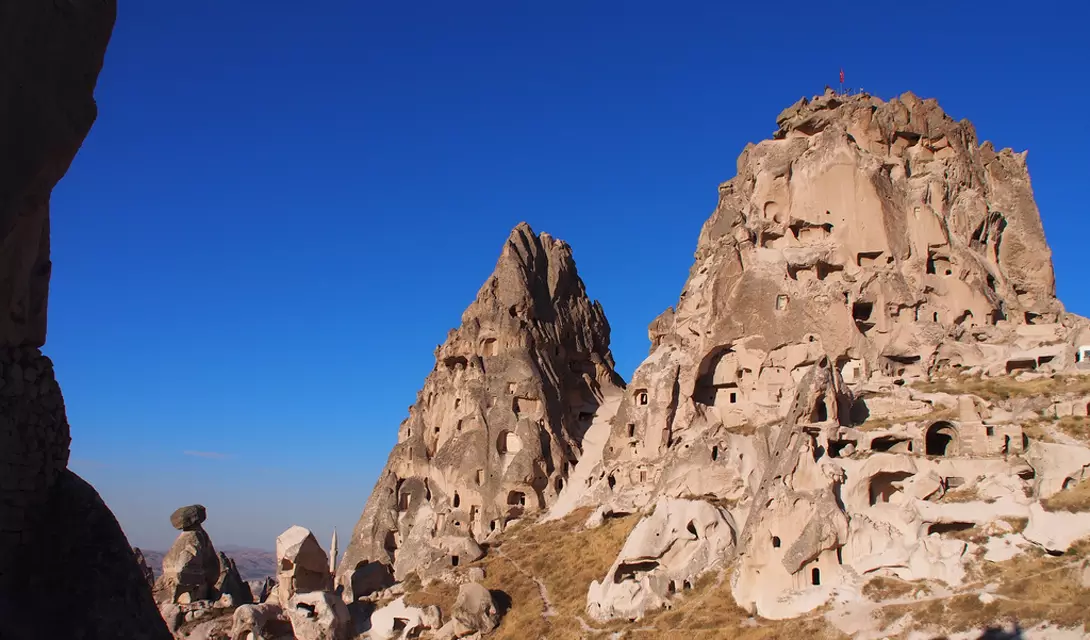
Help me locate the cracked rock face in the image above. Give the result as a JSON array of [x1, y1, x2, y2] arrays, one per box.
[[339, 223, 624, 585]]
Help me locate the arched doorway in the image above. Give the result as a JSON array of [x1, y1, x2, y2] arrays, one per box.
[[925, 421, 958, 456]]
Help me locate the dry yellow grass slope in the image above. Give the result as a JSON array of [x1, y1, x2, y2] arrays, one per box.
[[404, 508, 847, 639], [912, 373, 1090, 401]]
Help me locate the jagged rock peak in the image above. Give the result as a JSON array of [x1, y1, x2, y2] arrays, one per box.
[[339, 223, 624, 585]]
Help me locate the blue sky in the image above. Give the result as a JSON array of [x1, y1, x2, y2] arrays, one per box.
[[52, 0, 1089, 551]]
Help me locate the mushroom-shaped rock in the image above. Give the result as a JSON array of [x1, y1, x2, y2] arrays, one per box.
[[276, 525, 333, 605], [451, 582, 501, 636], [170, 504, 207, 531], [587, 498, 737, 621], [154, 514, 220, 604], [286, 591, 351, 640]]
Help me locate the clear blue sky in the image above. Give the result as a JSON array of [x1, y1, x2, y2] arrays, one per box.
[[52, 0, 1089, 551]]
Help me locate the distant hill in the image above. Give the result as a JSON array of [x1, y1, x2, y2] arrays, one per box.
[[141, 546, 276, 582]]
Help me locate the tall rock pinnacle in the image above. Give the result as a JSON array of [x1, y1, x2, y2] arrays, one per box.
[[338, 223, 624, 587]]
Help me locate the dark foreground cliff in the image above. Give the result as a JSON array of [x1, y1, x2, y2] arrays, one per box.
[[0, 1, 169, 637]]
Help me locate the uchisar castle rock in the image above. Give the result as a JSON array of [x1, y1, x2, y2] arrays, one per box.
[[5, 7, 1089, 634], [328, 90, 1090, 640]]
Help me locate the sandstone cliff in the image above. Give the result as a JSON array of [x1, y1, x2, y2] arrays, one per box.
[[339, 223, 624, 588], [0, 1, 169, 637]]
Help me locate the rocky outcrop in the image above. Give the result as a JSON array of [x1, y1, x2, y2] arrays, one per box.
[[0, 0, 169, 637], [545, 90, 1090, 622], [154, 509, 222, 605], [215, 552, 254, 606], [339, 223, 624, 585], [285, 591, 351, 640], [587, 497, 737, 621], [135, 548, 156, 590], [275, 525, 333, 606], [448, 582, 501, 636]]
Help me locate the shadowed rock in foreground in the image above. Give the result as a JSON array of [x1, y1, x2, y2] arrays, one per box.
[[0, 0, 169, 637]]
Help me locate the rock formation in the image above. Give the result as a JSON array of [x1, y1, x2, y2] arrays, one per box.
[[154, 505, 222, 604], [0, 0, 169, 637], [586, 496, 737, 621], [215, 552, 254, 606], [440, 581, 501, 638], [135, 547, 156, 590], [275, 525, 333, 606], [557, 90, 1090, 623], [285, 591, 351, 640], [339, 223, 625, 587]]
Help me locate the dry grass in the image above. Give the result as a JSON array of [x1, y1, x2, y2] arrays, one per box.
[[403, 574, 459, 613], [857, 408, 953, 432], [407, 506, 847, 639], [614, 570, 847, 640], [940, 486, 989, 504], [1043, 479, 1090, 513], [912, 373, 1090, 402], [876, 538, 1090, 636], [1022, 418, 1059, 444], [1057, 416, 1090, 443], [862, 576, 930, 601], [1000, 516, 1029, 534]]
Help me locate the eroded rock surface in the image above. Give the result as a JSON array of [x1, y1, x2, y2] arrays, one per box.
[[339, 223, 624, 586], [276, 525, 333, 606], [587, 497, 737, 621], [561, 91, 1090, 622]]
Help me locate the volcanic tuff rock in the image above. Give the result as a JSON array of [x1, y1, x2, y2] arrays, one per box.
[[339, 223, 625, 586], [551, 90, 1090, 623], [0, 0, 169, 637]]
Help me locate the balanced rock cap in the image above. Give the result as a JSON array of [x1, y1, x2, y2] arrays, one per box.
[[170, 504, 207, 531]]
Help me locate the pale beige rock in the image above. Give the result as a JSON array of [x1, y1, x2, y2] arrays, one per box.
[[339, 223, 624, 583], [275, 526, 333, 606], [450, 582, 501, 635], [154, 521, 220, 605], [231, 602, 290, 640], [367, 596, 441, 640], [588, 497, 737, 621], [285, 591, 351, 640]]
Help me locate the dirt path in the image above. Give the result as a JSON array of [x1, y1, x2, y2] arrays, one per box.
[[494, 546, 557, 619]]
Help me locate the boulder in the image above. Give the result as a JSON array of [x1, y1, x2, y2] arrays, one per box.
[[231, 602, 291, 640], [451, 582, 500, 636], [588, 497, 737, 621], [368, 597, 441, 640], [286, 591, 351, 640], [276, 526, 332, 605], [170, 504, 207, 531]]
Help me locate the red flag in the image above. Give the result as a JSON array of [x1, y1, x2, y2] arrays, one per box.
[[839, 68, 845, 84]]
